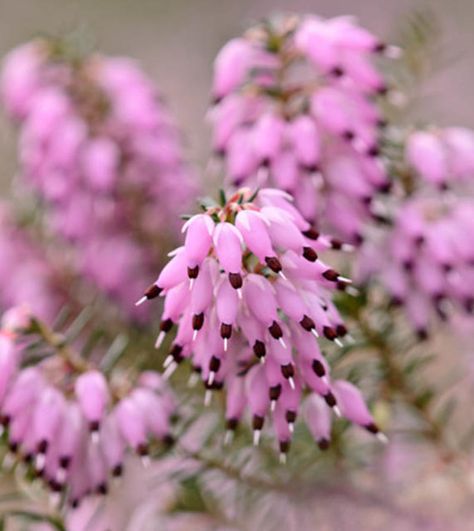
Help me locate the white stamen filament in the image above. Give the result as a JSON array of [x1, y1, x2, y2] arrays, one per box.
[[288, 377, 295, 390], [163, 355, 173, 368], [278, 337, 287, 348], [333, 405, 342, 417], [155, 331, 166, 349], [163, 361, 178, 380], [208, 371, 215, 386], [135, 296, 147, 306], [187, 373, 199, 388], [337, 275, 352, 284], [376, 432, 389, 444], [279, 453, 287, 464], [35, 453, 46, 471], [204, 389, 212, 406], [334, 338, 344, 348], [253, 429, 261, 446]]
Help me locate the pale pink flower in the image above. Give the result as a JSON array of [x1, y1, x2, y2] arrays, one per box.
[[140, 188, 384, 459]]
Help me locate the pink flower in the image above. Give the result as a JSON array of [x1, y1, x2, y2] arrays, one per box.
[[406, 127, 474, 187], [357, 195, 474, 338], [208, 15, 398, 243], [1, 38, 199, 322], [0, 308, 175, 508], [140, 188, 384, 459]]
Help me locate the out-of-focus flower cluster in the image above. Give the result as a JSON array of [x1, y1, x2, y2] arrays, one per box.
[[406, 127, 474, 188], [208, 15, 399, 243], [140, 188, 384, 458], [0, 306, 175, 508], [357, 126, 474, 337], [1, 39, 197, 321], [0, 204, 65, 323]]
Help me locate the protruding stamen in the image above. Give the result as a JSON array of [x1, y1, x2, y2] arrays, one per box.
[[265, 256, 282, 274], [204, 389, 212, 406], [229, 272, 243, 290], [288, 377, 295, 389], [35, 453, 46, 472], [187, 265, 199, 280], [208, 371, 216, 386], [163, 361, 178, 380], [155, 331, 166, 349], [163, 354, 173, 368], [377, 432, 389, 444], [187, 372, 200, 388], [253, 429, 261, 446], [136, 284, 162, 305], [279, 452, 287, 464], [303, 246, 318, 262], [333, 405, 341, 417]]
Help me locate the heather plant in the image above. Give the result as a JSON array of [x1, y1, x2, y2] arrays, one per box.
[[0, 10, 473, 531]]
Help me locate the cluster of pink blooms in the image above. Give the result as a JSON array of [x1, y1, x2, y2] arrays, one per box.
[[0, 306, 175, 508], [1, 39, 197, 320], [139, 188, 385, 458], [406, 127, 474, 188], [208, 15, 399, 243], [357, 195, 474, 338], [0, 204, 64, 322]]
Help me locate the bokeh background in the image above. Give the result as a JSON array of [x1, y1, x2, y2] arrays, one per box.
[[1, 0, 474, 182], [0, 1, 473, 530]]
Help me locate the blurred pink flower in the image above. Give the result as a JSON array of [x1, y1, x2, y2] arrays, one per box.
[[0, 313, 175, 508], [208, 15, 398, 243], [1, 39, 199, 322]]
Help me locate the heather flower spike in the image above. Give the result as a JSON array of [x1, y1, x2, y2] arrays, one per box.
[[357, 195, 474, 338], [209, 14, 400, 243], [1, 38, 197, 322], [142, 188, 385, 455], [0, 309, 175, 507]]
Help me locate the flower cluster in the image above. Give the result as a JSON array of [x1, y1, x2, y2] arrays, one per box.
[[0, 204, 65, 322], [1, 39, 197, 321], [0, 307, 175, 508], [208, 15, 399, 243], [139, 188, 384, 458], [406, 127, 474, 188], [357, 195, 474, 338]]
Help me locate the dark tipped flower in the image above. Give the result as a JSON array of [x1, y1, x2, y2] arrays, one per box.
[[208, 15, 399, 243], [0, 308, 175, 508], [140, 188, 384, 458]]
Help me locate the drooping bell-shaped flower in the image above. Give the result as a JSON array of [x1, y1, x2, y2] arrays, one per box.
[[0, 308, 176, 507], [1, 37, 198, 322], [356, 195, 474, 338], [140, 188, 385, 457], [208, 14, 399, 243]]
